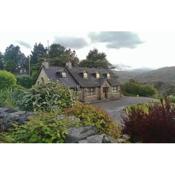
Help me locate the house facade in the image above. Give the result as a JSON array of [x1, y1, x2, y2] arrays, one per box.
[[36, 62, 121, 103]]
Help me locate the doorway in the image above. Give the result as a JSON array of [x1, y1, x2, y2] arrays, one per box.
[[103, 87, 109, 99]]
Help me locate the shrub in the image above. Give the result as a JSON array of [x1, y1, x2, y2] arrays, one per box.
[[122, 98, 175, 143], [121, 80, 157, 97], [17, 82, 75, 112], [0, 70, 16, 89], [4, 112, 70, 143], [17, 75, 33, 88], [0, 85, 24, 108], [64, 102, 121, 139]]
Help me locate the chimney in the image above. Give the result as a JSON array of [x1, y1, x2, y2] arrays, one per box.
[[42, 60, 49, 69], [66, 61, 72, 69]]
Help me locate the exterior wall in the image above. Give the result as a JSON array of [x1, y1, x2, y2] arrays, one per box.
[[79, 85, 121, 103], [108, 86, 121, 100], [36, 68, 50, 85], [80, 88, 99, 102]]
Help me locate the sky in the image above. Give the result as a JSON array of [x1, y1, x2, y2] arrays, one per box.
[[1, 31, 175, 69], [0, 0, 175, 70]]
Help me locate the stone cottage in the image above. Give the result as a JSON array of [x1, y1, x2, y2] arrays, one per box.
[[36, 61, 121, 103]]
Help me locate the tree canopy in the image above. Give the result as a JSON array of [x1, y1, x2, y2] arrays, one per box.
[[79, 49, 111, 68], [3, 45, 27, 73], [0, 52, 3, 70], [47, 44, 79, 66], [30, 43, 47, 64]]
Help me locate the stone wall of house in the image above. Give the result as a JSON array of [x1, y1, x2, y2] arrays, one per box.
[[108, 86, 121, 100], [80, 88, 99, 102], [36, 68, 50, 85], [79, 86, 121, 103]]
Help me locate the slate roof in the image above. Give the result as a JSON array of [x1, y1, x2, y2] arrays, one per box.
[[43, 66, 120, 88], [67, 67, 120, 87], [44, 66, 78, 88]]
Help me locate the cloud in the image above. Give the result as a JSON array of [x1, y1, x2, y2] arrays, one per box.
[[88, 31, 143, 49], [16, 41, 32, 49], [54, 36, 88, 49]]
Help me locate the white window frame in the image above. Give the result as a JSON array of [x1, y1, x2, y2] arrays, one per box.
[[112, 86, 118, 93], [62, 72, 67, 78], [83, 72, 88, 79]]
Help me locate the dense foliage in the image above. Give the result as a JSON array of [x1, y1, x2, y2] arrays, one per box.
[[122, 80, 157, 97], [30, 43, 47, 64], [4, 112, 70, 143], [123, 98, 175, 143], [48, 44, 79, 66], [17, 75, 33, 88], [0, 86, 24, 108], [0, 70, 17, 89], [0, 52, 3, 69], [3, 44, 28, 73], [79, 49, 111, 68], [17, 82, 75, 112], [65, 102, 121, 139]]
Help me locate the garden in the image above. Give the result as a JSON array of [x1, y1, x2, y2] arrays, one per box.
[[1, 70, 175, 143], [0, 70, 121, 143]]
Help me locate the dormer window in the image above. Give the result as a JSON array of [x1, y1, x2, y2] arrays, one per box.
[[83, 71, 88, 79], [96, 72, 100, 79], [103, 73, 111, 79], [62, 72, 67, 78], [107, 73, 110, 79]]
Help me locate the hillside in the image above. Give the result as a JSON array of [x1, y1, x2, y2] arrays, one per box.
[[116, 66, 175, 84], [135, 66, 175, 83], [115, 68, 152, 83], [116, 66, 175, 95]]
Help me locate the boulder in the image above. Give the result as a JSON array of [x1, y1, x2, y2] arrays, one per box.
[[78, 134, 116, 143], [0, 107, 33, 131], [65, 126, 98, 143], [79, 134, 105, 143]]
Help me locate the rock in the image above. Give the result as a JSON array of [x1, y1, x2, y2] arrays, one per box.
[[65, 126, 98, 143], [83, 134, 105, 143], [0, 107, 33, 131], [102, 135, 115, 143], [78, 134, 116, 143]]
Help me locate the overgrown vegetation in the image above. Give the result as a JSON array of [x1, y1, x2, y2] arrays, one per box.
[[3, 112, 72, 143], [0, 70, 17, 89], [122, 98, 175, 143], [16, 82, 75, 112], [16, 75, 33, 88], [65, 102, 121, 139], [121, 79, 157, 97]]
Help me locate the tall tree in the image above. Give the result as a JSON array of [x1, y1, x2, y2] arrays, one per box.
[[30, 43, 47, 64], [79, 49, 111, 68], [4, 44, 27, 73], [0, 52, 4, 69], [48, 44, 79, 66]]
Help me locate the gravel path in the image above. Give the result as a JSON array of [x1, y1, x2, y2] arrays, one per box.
[[93, 96, 155, 122]]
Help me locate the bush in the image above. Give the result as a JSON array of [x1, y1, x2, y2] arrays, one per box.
[[4, 112, 70, 143], [17, 75, 33, 88], [0, 70, 16, 89], [0, 85, 24, 108], [121, 80, 157, 97], [122, 98, 175, 143], [64, 102, 121, 139], [17, 82, 75, 112]]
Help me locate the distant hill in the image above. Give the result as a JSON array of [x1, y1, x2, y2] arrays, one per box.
[[116, 66, 175, 95], [115, 68, 152, 83], [134, 66, 175, 84], [116, 66, 175, 84]]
